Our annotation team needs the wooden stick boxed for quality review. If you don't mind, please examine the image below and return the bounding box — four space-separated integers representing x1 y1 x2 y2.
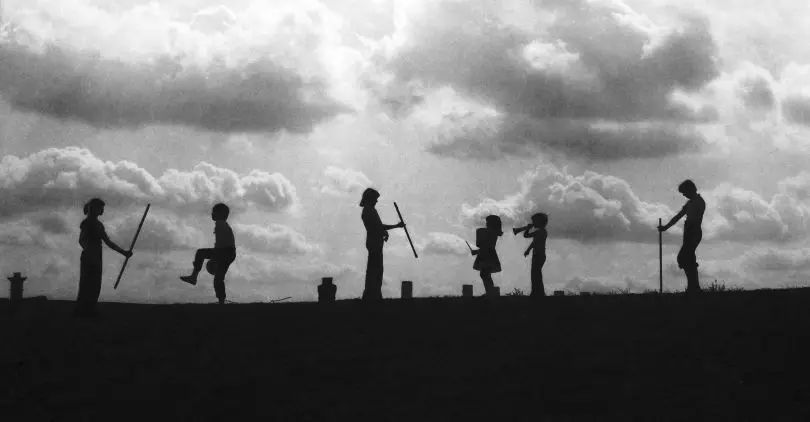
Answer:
658 218 663 294
465 240 477 256
394 202 418 259
114 204 151 290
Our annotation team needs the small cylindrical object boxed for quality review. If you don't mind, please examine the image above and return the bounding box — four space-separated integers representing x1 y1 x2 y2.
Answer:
318 277 336 303
462 284 473 298
493 286 500 297
401 281 413 299
7 272 27 313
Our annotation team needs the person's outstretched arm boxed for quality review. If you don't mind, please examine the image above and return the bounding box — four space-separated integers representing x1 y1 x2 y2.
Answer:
383 222 405 231
102 231 132 257
659 207 687 231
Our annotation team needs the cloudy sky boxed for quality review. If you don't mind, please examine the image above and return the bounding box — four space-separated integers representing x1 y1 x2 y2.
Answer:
3 0 810 303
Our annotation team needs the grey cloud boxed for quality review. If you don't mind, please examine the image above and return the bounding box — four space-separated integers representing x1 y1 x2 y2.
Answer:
429 113 706 161
378 0 719 160
737 76 775 110
107 212 205 252
782 96 810 126
232 223 322 255
0 23 350 134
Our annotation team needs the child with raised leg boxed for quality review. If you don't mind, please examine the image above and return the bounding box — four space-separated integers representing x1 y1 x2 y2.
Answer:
180 203 237 304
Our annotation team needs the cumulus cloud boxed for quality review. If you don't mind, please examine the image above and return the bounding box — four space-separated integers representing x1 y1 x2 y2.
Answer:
371 0 720 161
461 164 674 244
0 218 59 249
232 223 322 255
0 147 299 218
462 165 810 245
0 2 351 133
417 232 469 257
708 173 810 243
318 166 372 196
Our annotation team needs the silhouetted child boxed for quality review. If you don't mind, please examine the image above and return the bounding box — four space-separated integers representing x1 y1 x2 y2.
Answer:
522 213 548 298
659 180 706 294
75 198 132 318
472 215 503 297
359 188 405 301
180 203 237 304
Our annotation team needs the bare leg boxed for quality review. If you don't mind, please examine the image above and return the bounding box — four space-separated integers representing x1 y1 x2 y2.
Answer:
181 248 217 285
480 271 495 296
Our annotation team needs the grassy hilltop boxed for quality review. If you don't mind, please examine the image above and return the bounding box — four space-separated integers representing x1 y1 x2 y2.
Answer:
3 289 810 421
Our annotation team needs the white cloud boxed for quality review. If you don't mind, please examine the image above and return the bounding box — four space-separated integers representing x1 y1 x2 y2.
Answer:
417 232 469 257
0 147 299 218
461 164 674 244
318 166 372 196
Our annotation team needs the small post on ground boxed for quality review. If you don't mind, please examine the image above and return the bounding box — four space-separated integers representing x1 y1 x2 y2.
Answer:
7 272 27 314
462 284 473 298
493 286 500 297
401 281 413 299
318 277 336 303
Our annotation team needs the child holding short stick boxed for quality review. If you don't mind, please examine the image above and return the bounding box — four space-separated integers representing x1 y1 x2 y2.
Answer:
523 213 548 298
472 215 503 297
76 198 132 318
180 203 237 304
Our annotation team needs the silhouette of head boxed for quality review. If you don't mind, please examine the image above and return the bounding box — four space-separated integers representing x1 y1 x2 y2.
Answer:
485 215 503 236
531 213 548 228
359 188 380 207
83 198 105 217
678 180 698 199
212 203 230 221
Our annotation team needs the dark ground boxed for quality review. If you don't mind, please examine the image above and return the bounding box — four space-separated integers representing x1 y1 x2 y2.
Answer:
2 289 810 421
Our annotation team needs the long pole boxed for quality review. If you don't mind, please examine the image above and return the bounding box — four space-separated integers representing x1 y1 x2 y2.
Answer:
394 202 418 259
658 218 663 294
114 204 151 289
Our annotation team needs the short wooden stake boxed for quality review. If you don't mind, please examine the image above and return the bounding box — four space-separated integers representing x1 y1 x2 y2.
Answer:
318 277 336 303
7 272 27 314
401 281 413 299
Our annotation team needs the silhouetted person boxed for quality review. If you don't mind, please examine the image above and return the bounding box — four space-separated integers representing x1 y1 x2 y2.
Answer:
180 203 237 304
522 213 548 298
75 198 132 318
472 215 503 297
359 188 405 301
659 180 706 295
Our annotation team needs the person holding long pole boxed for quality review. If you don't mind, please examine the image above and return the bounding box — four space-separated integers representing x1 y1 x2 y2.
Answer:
658 180 706 295
359 188 405 301
75 198 133 318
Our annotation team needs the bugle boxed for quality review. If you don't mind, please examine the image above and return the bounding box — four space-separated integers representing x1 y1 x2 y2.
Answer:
512 224 532 235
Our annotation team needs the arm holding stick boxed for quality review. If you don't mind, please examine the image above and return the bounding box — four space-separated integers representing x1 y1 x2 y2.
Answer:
465 240 478 256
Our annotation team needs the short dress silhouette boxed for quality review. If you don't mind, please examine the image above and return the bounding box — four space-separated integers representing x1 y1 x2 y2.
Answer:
473 227 501 273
